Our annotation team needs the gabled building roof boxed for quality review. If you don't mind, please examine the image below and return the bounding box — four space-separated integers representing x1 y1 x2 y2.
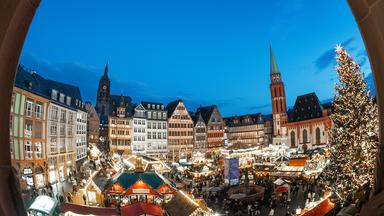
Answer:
109 94 133 117
166 99 182 118
288 92 325 122
196 105 220 125
191 111 205 127
15 65 85 111
225 113 264 127
141 101 166 111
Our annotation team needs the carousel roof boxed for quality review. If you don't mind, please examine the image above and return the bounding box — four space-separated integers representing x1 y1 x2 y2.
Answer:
116 171 175 190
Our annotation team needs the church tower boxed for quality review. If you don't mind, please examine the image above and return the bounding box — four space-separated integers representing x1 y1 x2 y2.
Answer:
269 45 287 140
96 62 110 120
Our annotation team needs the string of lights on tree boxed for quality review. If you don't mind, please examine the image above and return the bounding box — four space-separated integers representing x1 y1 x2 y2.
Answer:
320 45 378 204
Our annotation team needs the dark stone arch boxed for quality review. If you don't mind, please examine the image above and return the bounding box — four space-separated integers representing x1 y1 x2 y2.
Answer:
0 0 383 215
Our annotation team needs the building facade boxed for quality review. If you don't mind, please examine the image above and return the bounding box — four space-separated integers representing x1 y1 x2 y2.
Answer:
142 102 168 160
284 94 332 150
10 84 49 189
132 104 147 155
197 105 225 151
192 112 207 153
85 103 100 146
269 46 332 150
225 113 265 147
75 108 88 167
166 100 194 162
12 66 86 188
108 95 133 155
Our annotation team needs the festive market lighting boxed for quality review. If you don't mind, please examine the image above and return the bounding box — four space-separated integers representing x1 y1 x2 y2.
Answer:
179 190 199 207
319 45 378 204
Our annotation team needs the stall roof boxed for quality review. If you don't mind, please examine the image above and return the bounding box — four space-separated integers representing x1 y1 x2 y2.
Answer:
121 202 164 216
301 198 335 216
60 203 117 215
164 191 211 216
28 195 58 215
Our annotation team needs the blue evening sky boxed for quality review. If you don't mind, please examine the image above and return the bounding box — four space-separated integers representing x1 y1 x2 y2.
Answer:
20 0 371 116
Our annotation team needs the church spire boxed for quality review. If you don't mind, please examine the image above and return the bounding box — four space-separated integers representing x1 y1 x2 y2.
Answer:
270 44 280 74
104 61 108 77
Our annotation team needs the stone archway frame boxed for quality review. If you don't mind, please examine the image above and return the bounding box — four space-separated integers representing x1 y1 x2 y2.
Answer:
0 0 384 215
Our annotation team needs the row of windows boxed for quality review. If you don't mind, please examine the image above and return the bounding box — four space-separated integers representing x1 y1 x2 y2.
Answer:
148 122 167 129
111 139 130 146
133 136 146 141
24 141 43 160
146 104 164 110
169 131 193 136
134 119 146 125
147 132 167 139
111 130 129 135
290 127 323 147
148 111 167 120
169 123 193 128
111 119 129 125
171 114 190 120
25 99 43 119
134 127 146 133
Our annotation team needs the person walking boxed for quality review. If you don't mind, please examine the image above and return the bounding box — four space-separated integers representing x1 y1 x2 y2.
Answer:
268 208 274 216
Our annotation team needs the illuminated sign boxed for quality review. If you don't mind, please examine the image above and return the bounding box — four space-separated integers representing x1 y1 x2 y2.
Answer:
132 189 150 194
23 167 33 175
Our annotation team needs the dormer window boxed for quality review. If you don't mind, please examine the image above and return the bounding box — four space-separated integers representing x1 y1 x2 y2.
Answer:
59 93 65 103
51 89 58 100
152 104 155 109
161 105 164 109
66 97 72 106
147 104 151 109
156 105 160 109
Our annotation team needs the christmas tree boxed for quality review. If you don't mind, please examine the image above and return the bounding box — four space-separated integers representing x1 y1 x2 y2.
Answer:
321 45 378 204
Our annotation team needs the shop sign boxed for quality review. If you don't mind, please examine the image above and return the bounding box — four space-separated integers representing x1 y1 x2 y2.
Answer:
23 167 33 175
132 189 150 194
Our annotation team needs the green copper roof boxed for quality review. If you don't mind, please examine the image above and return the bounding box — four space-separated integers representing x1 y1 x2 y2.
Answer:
270 44 280 74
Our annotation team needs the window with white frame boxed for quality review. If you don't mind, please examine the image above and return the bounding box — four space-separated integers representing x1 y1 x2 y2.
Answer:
50 106 58 120
25 141 33 159
51 89 58 100
26 99 34 117
50 124 57 136
66 96 71 106
35 142 42 159
25 120 33 138
59 93 65 103
148 112 152 119
35 102 42 119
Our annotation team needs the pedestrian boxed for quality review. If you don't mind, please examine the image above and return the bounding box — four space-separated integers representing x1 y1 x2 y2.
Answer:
67 194 72 203
268 208 274 216
82 193 87 205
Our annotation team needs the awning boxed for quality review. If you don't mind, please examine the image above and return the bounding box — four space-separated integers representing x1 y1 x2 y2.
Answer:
60 203 117 215
28 195 58 215
121 202 164 216
275 185 289 193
